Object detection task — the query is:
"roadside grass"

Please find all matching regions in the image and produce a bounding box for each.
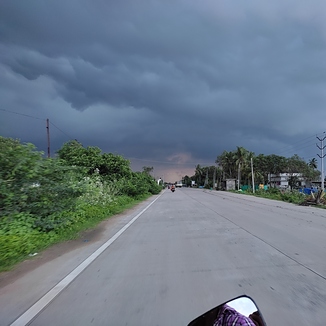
[236,188,326,209]
[0,194,152,272]
[234,188,306,205]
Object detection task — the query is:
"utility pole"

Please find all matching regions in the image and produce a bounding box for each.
[213,166,216,190]
[251,157,255,193]
[46,118,50,158]
[237,166,240,190]
[316,133,326,190]
[204,168,208,187]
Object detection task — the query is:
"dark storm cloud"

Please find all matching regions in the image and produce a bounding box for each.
[1,0,326,179]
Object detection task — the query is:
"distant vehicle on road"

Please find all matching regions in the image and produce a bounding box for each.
[176,181,183,188]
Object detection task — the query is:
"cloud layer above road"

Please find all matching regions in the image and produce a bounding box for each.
[1,0,326,180]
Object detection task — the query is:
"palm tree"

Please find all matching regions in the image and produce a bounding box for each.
[235,147,248,190]
[308,158,318,170]
[306,158,320,185]
[195,164,204,186]
[204,168,209,187]
[216,151,236,179]
[244,151,255,187]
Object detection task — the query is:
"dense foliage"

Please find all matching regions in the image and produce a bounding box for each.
[0,137,161,269]
[186,146,320,190]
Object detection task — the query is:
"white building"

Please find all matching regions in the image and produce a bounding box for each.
[269,173,305,189]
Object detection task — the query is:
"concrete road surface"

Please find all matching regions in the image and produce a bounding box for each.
[1,189,326,325]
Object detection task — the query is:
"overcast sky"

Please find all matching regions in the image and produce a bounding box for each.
[1,0,326,181]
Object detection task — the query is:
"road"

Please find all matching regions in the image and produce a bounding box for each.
[1,188,326,325]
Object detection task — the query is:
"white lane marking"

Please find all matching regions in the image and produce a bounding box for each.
[11,194,162,326]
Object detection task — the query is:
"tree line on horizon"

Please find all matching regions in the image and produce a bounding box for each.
[182,146,320,190]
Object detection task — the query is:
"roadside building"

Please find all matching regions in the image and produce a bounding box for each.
[269,173,305,189]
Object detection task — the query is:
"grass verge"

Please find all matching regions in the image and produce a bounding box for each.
[234,188,306,205]
[0,194,153,272]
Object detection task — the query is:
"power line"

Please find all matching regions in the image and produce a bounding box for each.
[0,108,45,121]
[2,107,324,163]
[1,108,75,140]
[304,155,319,161]
[275,132,326,158]
[49,121,74,140]
[276,135,317,155]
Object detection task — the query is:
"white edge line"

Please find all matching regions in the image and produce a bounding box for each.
[10,194,162,326]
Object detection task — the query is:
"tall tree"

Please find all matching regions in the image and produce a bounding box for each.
[204,168,209,187]
[308,158,318,170]
[286,154,307,174]
[142,166,154,175]
[194,164,204,186]
[265,154,287,187]
[235,146,248,190]
[101,153,131,179]
[57,141,132,178]
[57,140,102,173]
[183,175,192,187]
[216,150,236,179]
[243,151,255,186]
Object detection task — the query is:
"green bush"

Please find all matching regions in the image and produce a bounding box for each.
[0,137,160,270]
[280,191,305,204]
[78,175,119,206]
[0,137,85,229]
[114,172,161,198]
[243,187,305,205]
[0,232,57,268]
[266,187,281,194]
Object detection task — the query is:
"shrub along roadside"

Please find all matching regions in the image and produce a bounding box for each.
[0,137,162,271]
[237,188,306,205]
[0,194,151,271]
